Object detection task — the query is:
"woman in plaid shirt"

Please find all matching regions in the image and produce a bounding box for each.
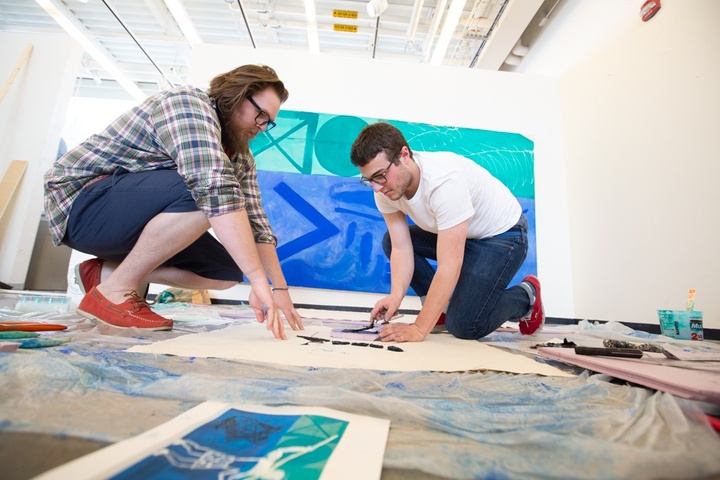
[44,64,302,339]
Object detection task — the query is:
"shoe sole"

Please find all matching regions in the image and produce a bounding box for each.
[76,307,173,331]
[74,263,87,295]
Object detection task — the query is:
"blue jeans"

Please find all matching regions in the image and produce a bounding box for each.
[382,219,531,340]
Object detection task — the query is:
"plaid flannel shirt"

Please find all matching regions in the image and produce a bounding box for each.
[44,86,276,247]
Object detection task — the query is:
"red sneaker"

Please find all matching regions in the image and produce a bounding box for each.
[430,312,448,333]
[519,275,545,335]
[77,287,173,331]
[74,258,104,294]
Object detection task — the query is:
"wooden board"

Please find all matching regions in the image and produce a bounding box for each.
[0,160,28,223]
[0,44,33,104]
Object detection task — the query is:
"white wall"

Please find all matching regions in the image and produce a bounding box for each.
[188,45,574,318]
[0,33,82,287]
[560,0,720,328]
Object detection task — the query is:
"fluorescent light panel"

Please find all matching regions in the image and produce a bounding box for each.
[34,0,145,101]
[304,0,320,54]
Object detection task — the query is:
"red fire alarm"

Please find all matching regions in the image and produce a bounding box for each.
[640,0,661,22]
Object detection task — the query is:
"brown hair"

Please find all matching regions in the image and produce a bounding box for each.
[350,122,413,167]
[209,64,289,117]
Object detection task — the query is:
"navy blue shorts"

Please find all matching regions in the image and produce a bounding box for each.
[64,169,244,281]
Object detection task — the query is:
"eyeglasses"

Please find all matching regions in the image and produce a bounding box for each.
[247,96,277,131]
[359,158,395,187]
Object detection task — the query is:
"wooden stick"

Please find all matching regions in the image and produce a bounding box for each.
[0,160,29,223]
[0,43,33,105]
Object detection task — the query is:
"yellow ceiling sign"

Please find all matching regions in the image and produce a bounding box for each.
[333,24,358,33]
[333,9,358,19]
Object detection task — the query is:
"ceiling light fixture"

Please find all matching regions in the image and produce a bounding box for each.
[163,0,203,46]
[429,0,465,65]
[34,0,145,101]
[367,0,388,18]
[304,0,320,54]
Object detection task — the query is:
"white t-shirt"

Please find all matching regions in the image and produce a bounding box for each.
[375,151,521,239]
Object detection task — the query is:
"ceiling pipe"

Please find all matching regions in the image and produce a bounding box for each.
[503,53,522,66]
[371,16,380,58]
[512,40,529,56]
[538,0,562,26]
[405,0,424,49]
[421,0,448,62]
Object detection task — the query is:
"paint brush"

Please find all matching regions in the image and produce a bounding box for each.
[0,321,68,332]
[686,289,696,311]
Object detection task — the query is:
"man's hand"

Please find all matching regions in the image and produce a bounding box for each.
[249,287,286,340]
[272,289,303,331]
[370,296,401,326]
[378,323,426,343]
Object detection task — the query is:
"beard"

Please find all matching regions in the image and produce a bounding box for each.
[384,166,413,200]
[219,112,252,159]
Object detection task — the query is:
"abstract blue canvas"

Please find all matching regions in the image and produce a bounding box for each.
[252,111,536,294]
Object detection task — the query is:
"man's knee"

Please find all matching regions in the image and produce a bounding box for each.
[446,314,493,340]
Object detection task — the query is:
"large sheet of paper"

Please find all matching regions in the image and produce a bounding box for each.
[35,401,390,480]
[538,347,720,403]
[128,323,572,377]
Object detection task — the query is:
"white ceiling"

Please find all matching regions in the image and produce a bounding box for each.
[0,0,573,99]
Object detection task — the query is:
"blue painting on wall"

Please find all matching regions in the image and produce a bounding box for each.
[252,111,536,295]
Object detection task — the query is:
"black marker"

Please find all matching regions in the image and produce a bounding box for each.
[574,347,643,359]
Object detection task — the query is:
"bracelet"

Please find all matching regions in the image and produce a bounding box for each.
[271,287,289,292]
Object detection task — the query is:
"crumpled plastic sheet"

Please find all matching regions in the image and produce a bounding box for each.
[1,303,719,479]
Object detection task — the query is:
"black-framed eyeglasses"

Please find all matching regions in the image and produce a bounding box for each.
[247,96,277,131]
[360,158,396,187]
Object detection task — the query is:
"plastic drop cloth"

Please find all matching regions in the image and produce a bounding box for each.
[1,300,720,480]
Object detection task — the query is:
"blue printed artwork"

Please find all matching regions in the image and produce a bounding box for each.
[110,408,348,479]
[253,111,536,294]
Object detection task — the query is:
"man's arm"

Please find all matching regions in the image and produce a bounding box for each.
[385,211,414,304]
[377,219,467,342]
[367,211,413,324]
[209,211,286,339]
[414,221,467,335]
[256,242,303,330]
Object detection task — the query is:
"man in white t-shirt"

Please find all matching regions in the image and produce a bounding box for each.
[350,122,544,342]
